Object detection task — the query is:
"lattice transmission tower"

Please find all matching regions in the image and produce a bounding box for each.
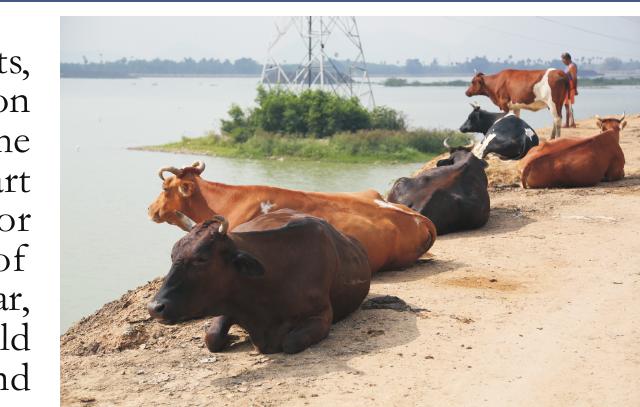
[261,17,375,108]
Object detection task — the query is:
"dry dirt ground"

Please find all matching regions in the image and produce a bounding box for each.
[61,115,640,407]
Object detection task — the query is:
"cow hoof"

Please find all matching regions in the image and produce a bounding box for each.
[282,338,308,354]
[205,333,230,352]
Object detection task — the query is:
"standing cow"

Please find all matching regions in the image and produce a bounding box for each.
[519,114,627,188]
[148,209,371,354]
[459,103,539,160]
[388,140,490,235]
[465,69,569,139]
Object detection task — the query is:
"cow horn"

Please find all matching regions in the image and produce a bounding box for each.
[191,161,206,174]
[463,138,475,149]
[210,215,229,235]
[175,211,195,232]
[620,112,626,122]
[218,219,229,235]
[158,166,180,181]
[443,138,451,149]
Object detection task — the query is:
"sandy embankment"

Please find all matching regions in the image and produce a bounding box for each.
[61,115,640,406]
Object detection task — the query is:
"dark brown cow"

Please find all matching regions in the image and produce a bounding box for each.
[147,209,370,354]
[387,140,490,235]
[519,114,627,188]
[465,69,569,139]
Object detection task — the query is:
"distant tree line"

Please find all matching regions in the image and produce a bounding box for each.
[60,56,640,78]
[382,76,640,87]
[60,57,263,78]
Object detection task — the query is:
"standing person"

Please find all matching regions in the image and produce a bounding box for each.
[561,52,578,128]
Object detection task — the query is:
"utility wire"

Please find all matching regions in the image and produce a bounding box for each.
[620,16,640,26]
[537,17,640,46]
[445,17,640,59]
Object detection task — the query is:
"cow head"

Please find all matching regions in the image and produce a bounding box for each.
[147,161,206,231]
[465,73,486,97]
[596,113,627,132]
[459,103,505,135]
[437,138,487,168]
[147,215,265,324]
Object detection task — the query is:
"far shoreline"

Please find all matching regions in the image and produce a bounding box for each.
[127,144,438,165]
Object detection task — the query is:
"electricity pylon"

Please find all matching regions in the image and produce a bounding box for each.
[261,17,375,108]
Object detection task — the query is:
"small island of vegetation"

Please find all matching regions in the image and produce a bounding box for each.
[142,87,470,163]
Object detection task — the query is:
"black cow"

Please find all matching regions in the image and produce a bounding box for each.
[459,104,539,160]
[147,209,370,354]
[387,141,490,235]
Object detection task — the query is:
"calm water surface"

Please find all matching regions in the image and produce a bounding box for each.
[61,77,639,332]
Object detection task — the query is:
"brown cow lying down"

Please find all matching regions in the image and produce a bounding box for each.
[147,209,371,354]
[519,114,627,188]
[147,162,436,274]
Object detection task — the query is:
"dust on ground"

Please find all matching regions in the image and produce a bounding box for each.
[61,115,640,407]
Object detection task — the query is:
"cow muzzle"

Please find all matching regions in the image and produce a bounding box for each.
[147,203,164,223]
[147,300,171,323]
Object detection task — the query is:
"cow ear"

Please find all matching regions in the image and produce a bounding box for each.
[436,158,453,167]
[621,121,627,130]
[178,181,194,197]
[232,251,265,277]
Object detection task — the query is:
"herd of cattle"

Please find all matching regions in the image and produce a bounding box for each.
[144,68,629,354]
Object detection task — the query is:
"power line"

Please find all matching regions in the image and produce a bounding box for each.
[537,17,640,46]
[620,16,640,26]
[445,17,640,59]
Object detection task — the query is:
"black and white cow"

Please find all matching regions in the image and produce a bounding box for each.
[459,104,539,160]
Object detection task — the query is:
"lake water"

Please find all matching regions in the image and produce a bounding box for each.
[61,77,639,332]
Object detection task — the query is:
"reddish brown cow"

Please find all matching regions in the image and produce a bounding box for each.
[518,114,627,188]
[465,69,569,139]
[148,210,371,354]
[148,162,436,274]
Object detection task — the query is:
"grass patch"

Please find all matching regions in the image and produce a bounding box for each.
[143,129,470,164]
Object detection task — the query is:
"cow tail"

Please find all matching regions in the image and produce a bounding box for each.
[561,70,571,102]
[521,162,531,189]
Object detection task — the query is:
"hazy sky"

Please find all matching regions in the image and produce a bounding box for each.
[61,16,640,64]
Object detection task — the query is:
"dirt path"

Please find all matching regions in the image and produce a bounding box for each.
[61,115,640,406]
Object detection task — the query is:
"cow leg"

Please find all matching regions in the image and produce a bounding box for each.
[281,310,332,354]
[513,108,521,118]
[604,160,625,182]
[204,315,234,352]
[549,104,562,139]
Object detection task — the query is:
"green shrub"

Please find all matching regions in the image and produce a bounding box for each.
[221,87,403,139]
[220,104,254,143]
[370,106,406,130]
